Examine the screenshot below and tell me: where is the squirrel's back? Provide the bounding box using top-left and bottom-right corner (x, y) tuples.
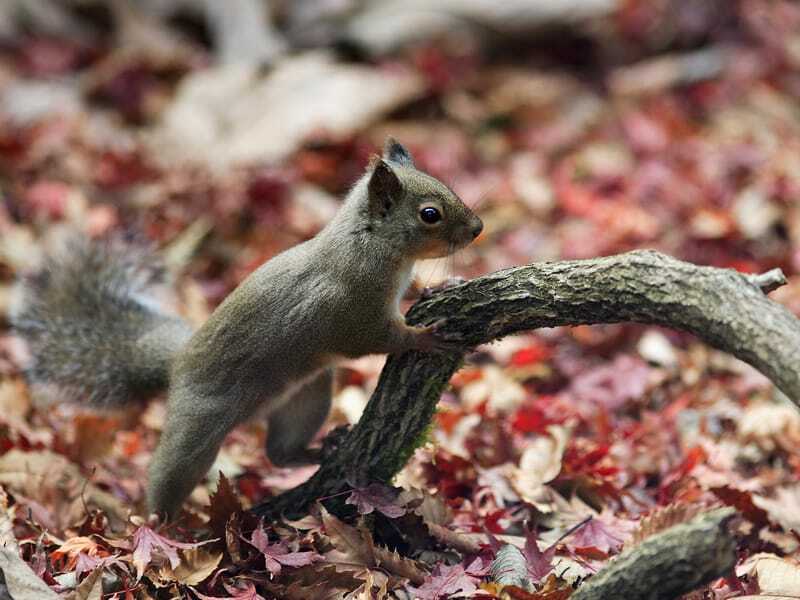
(9, 233), (193, 408)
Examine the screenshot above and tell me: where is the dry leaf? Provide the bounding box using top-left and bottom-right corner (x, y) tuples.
(321, 505), (372, 566)
(738, 401), (800, 452)
(511, 426), (570, 503)
(71, 414), (120, 463)
(159, 547), (222, 585)
(362, 523), (426, 586)
(753, 485), (800, 532)
(425, 522), (482, 556)
(152, 53), (424, 168)
(737, 553), (800, 596)
(461, 365), (526, 412)
(627, 504), (704, 548)
(69, 567), (103, 600)
(0, 449), (129, 526)
(320, 506), (426, 585)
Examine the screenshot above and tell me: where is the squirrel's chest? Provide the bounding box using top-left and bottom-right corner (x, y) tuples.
(392, 263), (415, 310)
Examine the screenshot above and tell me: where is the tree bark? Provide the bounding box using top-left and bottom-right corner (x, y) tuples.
(570, 508), (737, 600)
(252, 250), (798, 518)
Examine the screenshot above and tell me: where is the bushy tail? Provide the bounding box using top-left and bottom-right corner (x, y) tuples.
(9, 233), (193, 408)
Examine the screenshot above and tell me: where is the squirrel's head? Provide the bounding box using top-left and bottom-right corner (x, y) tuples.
(365, 138), (483, 259)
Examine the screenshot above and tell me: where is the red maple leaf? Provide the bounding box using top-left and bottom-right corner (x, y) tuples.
(569, 518), (625, 554)
(522, 529), (557, 582)
(346, 482), (406, 518)
(407, 562), (481, 599)
(248, 523), (319, 577)
(131, 526), (210, 580)
(194, 581), (266, 600)
(510, 343), (552, 367)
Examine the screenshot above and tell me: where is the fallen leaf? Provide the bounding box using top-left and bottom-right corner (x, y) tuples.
(69, 567), (103, 600)
(346, 482), (406, 518)
(628, 503), (704, 548)
(511, 426), (570, 503)
(152, 53), (424, 168)
(522, 530), (557, 583)
(131, 525), (211, 580)
(247, 523), (319, 577)
(160, 547), (223, 585)
(737, 553), (800, 596)
(737, 400), (800, 453)
(320, 505), (371, 566)
(568, 517), (624, 554)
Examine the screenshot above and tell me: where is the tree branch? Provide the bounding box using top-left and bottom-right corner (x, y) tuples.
(252, 250), (798, 518)
(571, 508), (737, 600)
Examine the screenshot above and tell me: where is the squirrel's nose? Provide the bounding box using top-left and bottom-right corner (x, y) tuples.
(470, 218), (483, 239)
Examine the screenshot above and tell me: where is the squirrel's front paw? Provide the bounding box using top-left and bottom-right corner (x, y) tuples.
(409, 319), (466, 353)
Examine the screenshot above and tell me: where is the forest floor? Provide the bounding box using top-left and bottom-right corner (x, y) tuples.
(1, 1), (800, 599)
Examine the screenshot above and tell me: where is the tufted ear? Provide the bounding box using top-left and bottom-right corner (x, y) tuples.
(367, 159), (402, 218)
(383, 137), (415, 167)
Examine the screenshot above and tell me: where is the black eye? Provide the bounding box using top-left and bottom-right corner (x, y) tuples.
(420, 206), (442, 224)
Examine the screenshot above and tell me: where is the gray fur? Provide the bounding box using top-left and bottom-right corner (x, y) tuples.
(10, 234), (193, 408)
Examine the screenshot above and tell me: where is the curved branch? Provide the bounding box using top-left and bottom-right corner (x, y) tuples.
(252, 250), (799, 518)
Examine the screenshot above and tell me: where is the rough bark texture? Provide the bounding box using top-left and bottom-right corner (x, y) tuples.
(252, 250), (798, 518)
(571, 508), (737, 600)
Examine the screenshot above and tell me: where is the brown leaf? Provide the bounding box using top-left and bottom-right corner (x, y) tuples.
(426, 522), (482, 556)
(226, 513), (245, 565)
(131, 525), (212, 580)
(0, 449), (129, 528)
(320, 506), (427, 585)
(362, 523), (427, 586)
(70, 414), (120, 463)
(753, 485), (800, 533)
(320, 505), (372, 566)
(511, 426), (569, 504)
(352, 570), (389, 600)
(284, 563), (365, 591)
(208, 472), (245, 542)
(401, 487), (452, 526)
(737, 553), (800, 597)
(70, 567), (103, 600)
(627, 504), (704, 548)
(52, 536), (104, 571)
(159, 547), (222, 585)
(712, 486), (770, 531)
(738, 401), (800, 452)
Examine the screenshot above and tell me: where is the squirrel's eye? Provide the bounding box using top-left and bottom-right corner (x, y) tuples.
(420, 206), (442, 224)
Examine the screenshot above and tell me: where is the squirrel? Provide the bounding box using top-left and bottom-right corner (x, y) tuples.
(10, 139), (483, 519)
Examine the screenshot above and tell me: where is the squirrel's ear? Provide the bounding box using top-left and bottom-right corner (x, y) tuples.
(383, 137), (415, 167)
(368, 159), (402, 218)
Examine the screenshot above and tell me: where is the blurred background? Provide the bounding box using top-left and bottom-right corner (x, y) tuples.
(1, 1), (799, 303)
(1, 0), (800, 569)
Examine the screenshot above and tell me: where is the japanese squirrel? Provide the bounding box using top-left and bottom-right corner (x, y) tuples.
(10, 139), (483, 519)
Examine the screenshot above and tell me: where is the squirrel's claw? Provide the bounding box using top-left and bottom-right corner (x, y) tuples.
(411, 318), (467, 353)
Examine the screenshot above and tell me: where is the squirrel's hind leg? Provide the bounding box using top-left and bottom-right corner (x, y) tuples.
(147, 399), (237, 520)
(266, 369), (333, 467)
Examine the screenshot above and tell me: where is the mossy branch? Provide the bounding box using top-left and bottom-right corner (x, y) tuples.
(571, 508), (737, 600)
